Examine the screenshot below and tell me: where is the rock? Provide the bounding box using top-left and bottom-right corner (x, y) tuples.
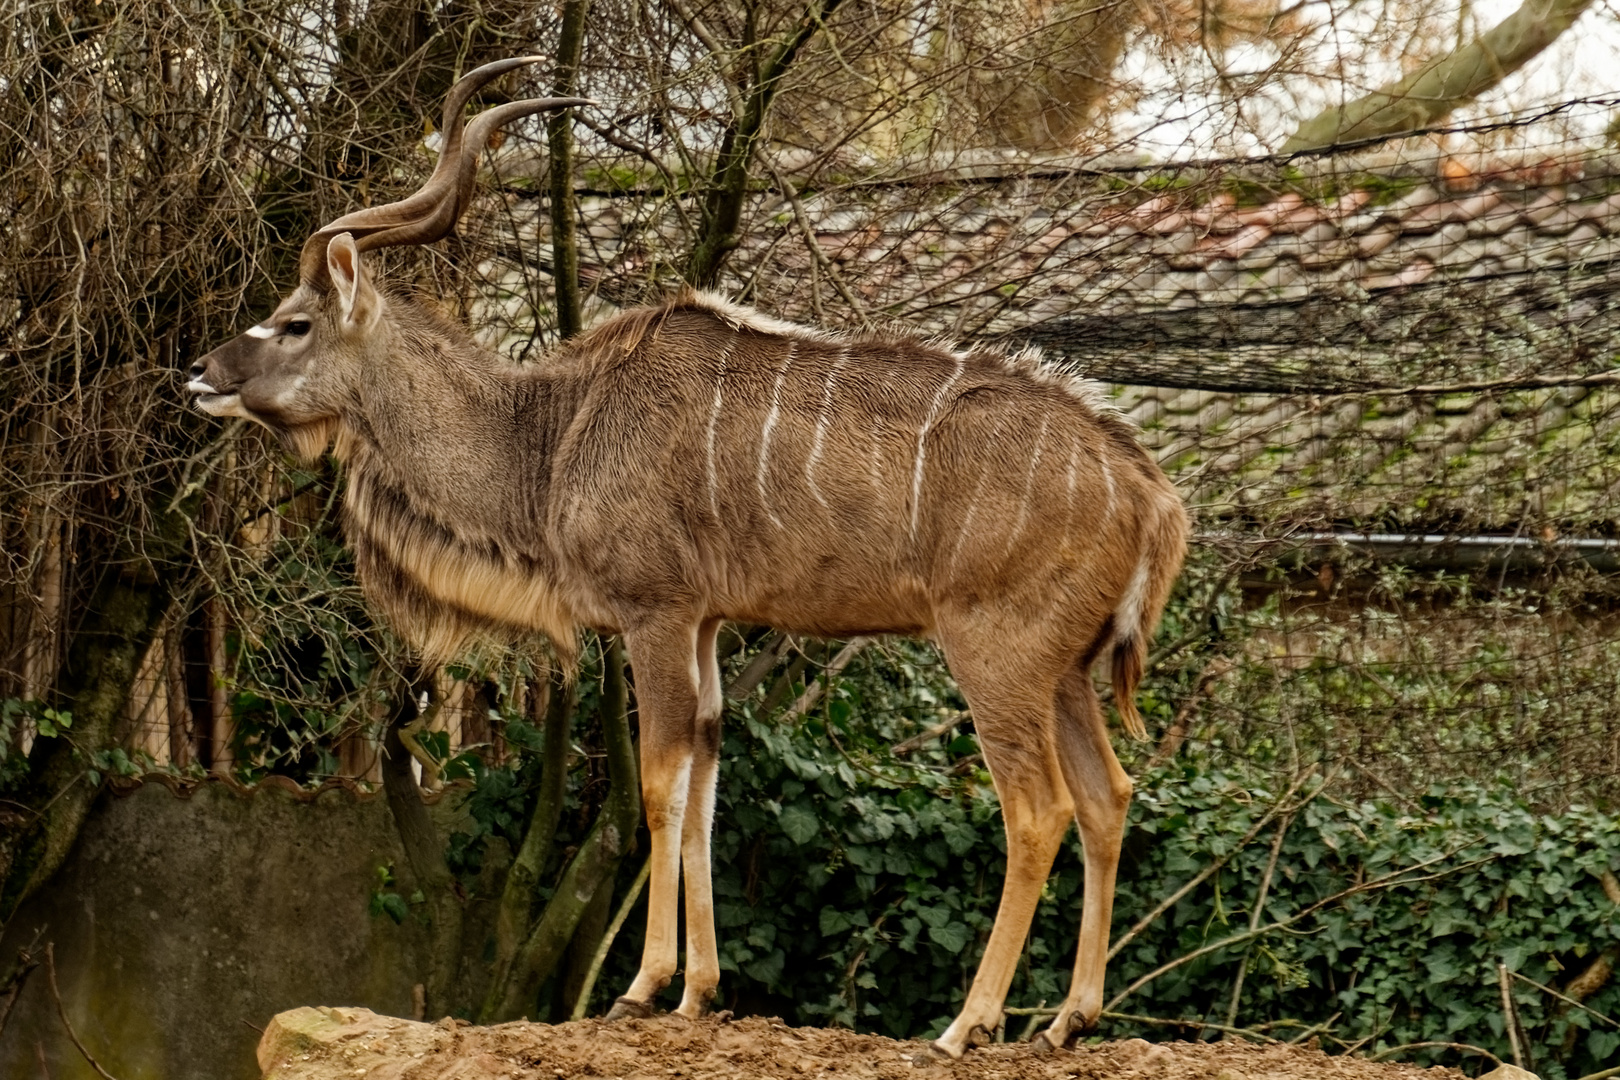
(1477, 1067), (1540, 1080)
(257, 1006), (448, 1078)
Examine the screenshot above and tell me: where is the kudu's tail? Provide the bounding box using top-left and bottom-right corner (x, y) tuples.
(1110, 494), (1190, 741)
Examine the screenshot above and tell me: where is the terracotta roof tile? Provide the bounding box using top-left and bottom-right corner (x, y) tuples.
(529, 150), (1620, 531)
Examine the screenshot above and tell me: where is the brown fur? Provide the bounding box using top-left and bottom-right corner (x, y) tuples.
(190, 238), (1186, 1057)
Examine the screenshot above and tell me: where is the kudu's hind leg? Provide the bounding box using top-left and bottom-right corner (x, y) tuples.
(609, 620), (704, 1019)
(1036, 666), (1134, 1049)
(933, 643), (1074, 1059)
(674, 617), (725, 1018)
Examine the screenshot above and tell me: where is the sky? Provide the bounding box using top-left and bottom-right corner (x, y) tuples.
(1112, 0), (1620, 159)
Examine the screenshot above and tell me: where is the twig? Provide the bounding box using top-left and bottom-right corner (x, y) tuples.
(1146, 657), (1232, 769)
(725, 632), (792, 701)
(1497, 962), (1526, 1070)
(0, 931), (44, 1042)
(1008, 1007), (1283, 1044)
(1380, 369), (1620, 397)
(1599, 870), (1620, 906)
(1013, 1000), (1046, 1043)
(44, 943), (123, 1080)
(1221, 812), (1292, 1032)
(1575, 1066), (1620, 1080)
(167, 418), (246, 512)
(1107, 1010), (1279, 1043)
(1106, 845), (1487, 1012)
(784, 637), (870, 719)
(1510, 967), (1620, 1029)
(891, 711), (968, 755)
(1286, 1011), (1340, 1043)
(571, 855), (651, 1021)
(1344, 759), (1425, 815)
(1366, 1040), (1501, 1066)
(1108, 767), (1318, 962)
(768, 164), (874, 329)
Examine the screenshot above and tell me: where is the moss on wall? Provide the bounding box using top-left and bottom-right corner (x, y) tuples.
(0, 777), (469, 1080)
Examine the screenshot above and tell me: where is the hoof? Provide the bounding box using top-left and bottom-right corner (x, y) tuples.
(1036, 1016), (1075, 1049)
(921, 1042), (959, 1063)
(605, 995), (655, 1021)
(712, 1009), (734, 1023)
(675, 989), (720, 1021)
(1035, 1010), (1090, 1050)
(929, 1023), (994, 1060)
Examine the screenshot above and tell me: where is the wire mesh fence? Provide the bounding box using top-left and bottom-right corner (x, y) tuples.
(2, 0), (1619, 806)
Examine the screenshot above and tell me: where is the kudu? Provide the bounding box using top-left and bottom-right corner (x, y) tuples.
(187, 57), (1188, 1056)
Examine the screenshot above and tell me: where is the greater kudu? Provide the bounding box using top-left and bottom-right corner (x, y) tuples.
(186, 57), (1188, 1056)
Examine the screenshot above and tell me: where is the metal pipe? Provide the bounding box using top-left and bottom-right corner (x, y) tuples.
(1214, 530), (1620, 573)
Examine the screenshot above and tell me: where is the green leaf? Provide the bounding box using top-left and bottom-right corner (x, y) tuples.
(381, 894), (409, 923)
(779, 802), (820, 845)
(928, 922), (970, 954)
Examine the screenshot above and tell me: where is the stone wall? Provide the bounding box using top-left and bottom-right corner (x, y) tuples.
(0, 776), (462, 1079)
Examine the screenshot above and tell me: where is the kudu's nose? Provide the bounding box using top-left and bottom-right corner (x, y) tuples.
(187, 359), (207, 380)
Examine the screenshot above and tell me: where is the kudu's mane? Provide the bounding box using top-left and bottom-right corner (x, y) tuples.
(577, 289), (1129, 422)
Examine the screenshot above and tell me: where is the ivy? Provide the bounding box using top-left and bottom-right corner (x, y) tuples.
(577, 643), (1620, 1078)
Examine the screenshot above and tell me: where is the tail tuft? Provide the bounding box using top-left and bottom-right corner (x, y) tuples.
(1111, 635), (1149, 741)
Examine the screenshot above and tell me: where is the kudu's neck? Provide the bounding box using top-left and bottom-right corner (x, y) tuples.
(339, 300), (583, 541)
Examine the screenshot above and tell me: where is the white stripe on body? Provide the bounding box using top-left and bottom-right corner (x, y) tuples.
(946, 416), (1007, 576)
(804, 345), (849, 511)
(755, 343), (795, 530)
(867, 415), (886, 497)
(1063, 446), (1082, 529)
(705, 343), (735, 521)
(910, 356), (967, 538)
(1002, 414), (1050, 558)
(1100, 456), (1117, 526)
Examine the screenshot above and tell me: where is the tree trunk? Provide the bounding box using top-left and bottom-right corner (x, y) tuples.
(548, 0), (592, 339)
(560, 872), (616, 1016)
(381, 670), (465, 1017)
(953, 0), (1135, 151)
(481, 670), (576, 1016)
(482, 639), (640, 1022)
(0, 494), (194, 926)
(687, 0), (850, 287)
(1281, 0), (1596, 152)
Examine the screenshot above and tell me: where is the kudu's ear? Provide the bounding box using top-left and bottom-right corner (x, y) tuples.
(326, 233), (379, 331)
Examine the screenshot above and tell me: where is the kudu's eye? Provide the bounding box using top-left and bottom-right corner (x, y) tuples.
(284, 319), (313, 337)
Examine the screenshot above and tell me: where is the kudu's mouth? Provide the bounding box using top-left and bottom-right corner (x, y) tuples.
(186, 377), (243, 416)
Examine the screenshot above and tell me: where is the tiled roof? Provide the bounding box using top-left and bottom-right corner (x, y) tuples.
(1119, 381), (1620, 534)
(521, 150), (1620, 533)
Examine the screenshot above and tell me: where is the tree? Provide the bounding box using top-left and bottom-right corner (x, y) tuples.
(3, 0), (1616, 1031)
(1281, 0), (1599, 151)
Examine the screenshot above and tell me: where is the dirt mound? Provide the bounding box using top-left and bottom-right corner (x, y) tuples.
(257, 1006), (1475, 1080)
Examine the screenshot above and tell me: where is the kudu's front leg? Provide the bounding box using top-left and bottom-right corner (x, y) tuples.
(607, 619), (720, 1020)
(674, 617), (725, 1017)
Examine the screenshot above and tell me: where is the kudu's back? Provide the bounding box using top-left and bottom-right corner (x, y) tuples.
(549, 295), (1187, 728)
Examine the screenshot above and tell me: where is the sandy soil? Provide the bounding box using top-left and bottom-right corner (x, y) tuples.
(257, 1007), (1473, 1080)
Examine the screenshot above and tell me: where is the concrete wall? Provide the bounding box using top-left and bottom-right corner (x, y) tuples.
(0, 776), (463, 1080)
